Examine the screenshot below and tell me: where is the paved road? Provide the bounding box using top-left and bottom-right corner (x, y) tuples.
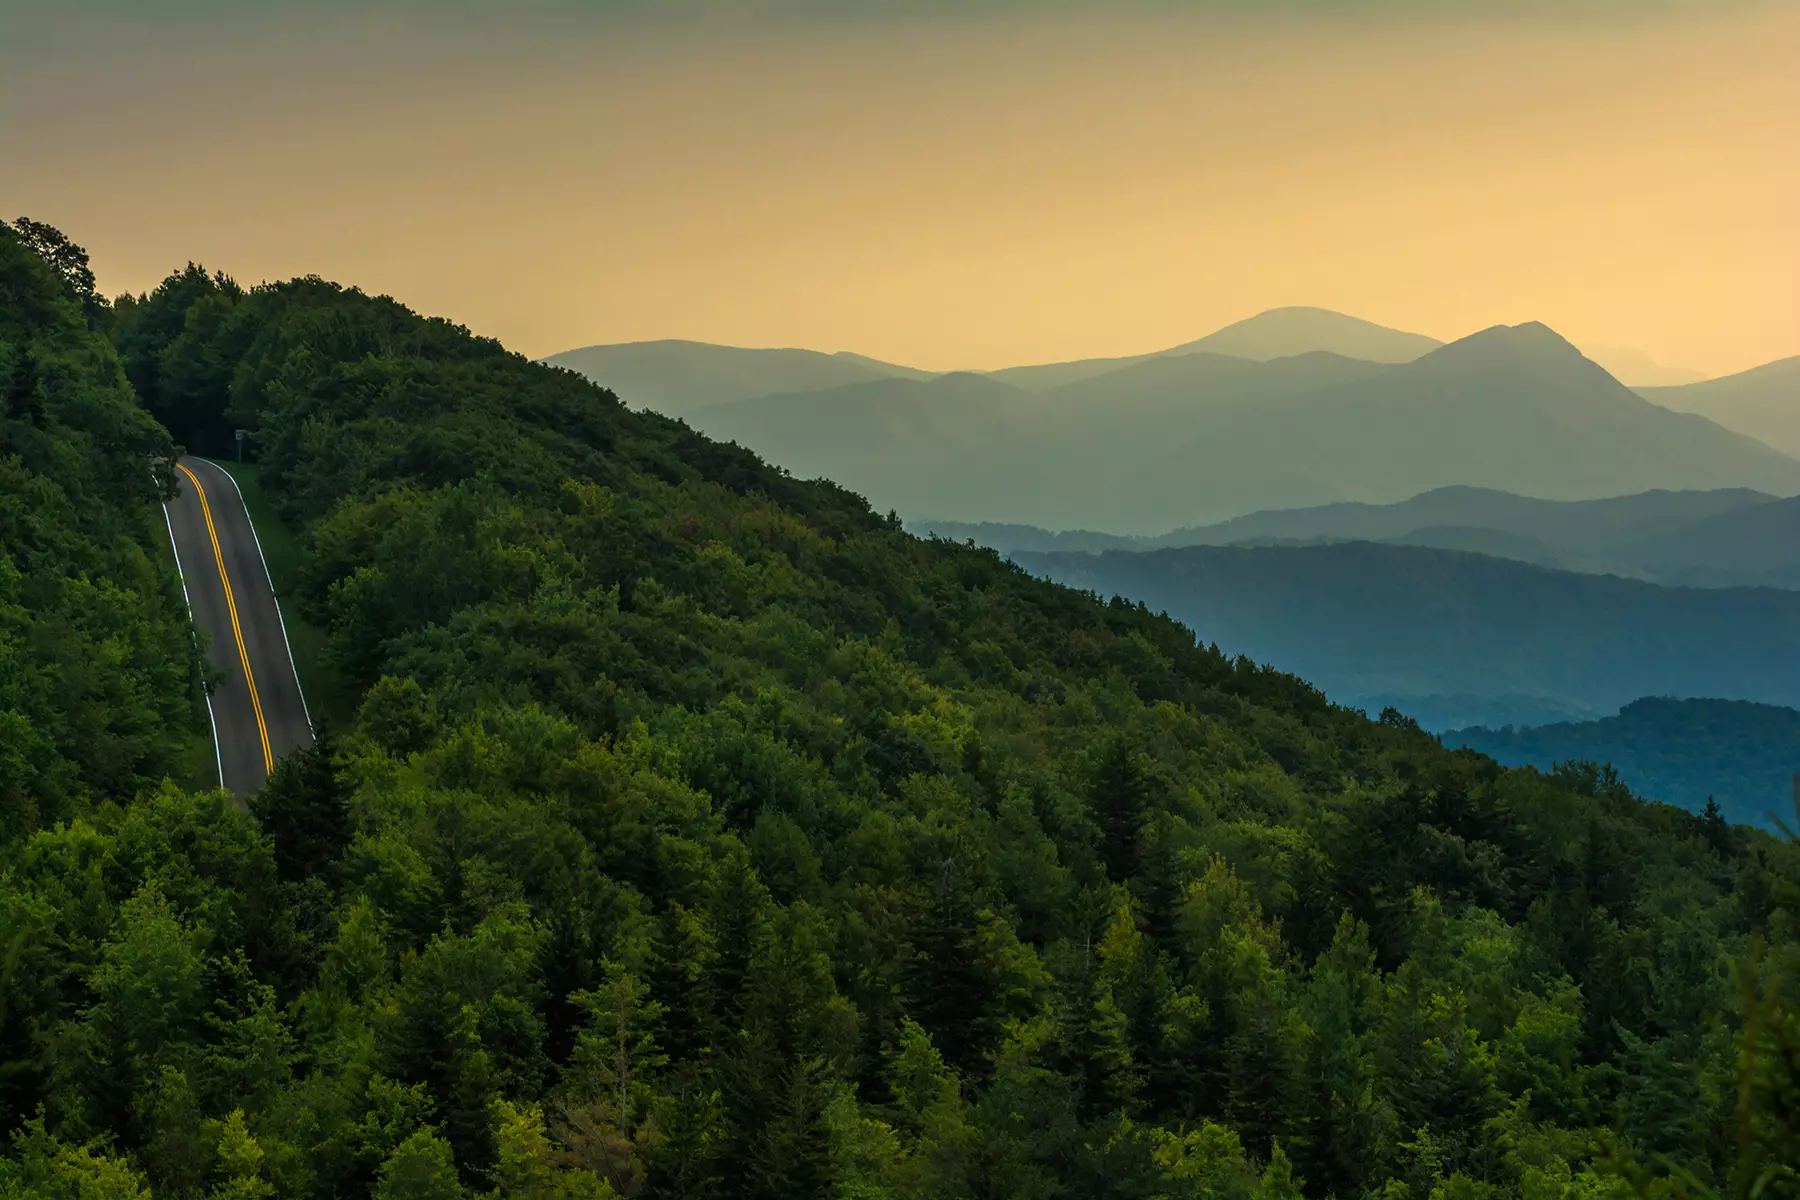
(163, 457), (312, 797)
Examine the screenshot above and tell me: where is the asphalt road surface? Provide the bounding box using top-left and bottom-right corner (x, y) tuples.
(163, 456), (313, 797)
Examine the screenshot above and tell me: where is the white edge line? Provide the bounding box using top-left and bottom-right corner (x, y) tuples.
(200, 458), (315, 737)
(163, 497), (225, 791)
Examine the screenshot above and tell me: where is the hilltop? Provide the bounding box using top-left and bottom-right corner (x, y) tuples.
(540, 338), (932, 416)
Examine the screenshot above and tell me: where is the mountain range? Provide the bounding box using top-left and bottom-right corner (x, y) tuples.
(918, 483), (1800, 589)
(1638, 356), (1800, 458)
(1446, 697), (1800, 830)
(689, 321), (1800, 531)
(1013, 540), (1800, 730)
(542, 306), (1442, 415)
(540, 339), (933, 416)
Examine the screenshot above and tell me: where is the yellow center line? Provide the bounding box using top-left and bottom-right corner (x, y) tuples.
(176, 461), (274, 776)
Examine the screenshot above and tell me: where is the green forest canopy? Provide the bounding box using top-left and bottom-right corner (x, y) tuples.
(2, 220), (1798, 1199)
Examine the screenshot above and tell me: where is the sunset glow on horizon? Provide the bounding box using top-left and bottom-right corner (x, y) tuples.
(5, 1), (1796, 376)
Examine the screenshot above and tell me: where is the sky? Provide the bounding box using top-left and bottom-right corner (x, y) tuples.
(4, 1), (1796, 375)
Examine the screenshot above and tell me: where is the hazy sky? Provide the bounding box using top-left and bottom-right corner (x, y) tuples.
(4, 2), (1796, 374)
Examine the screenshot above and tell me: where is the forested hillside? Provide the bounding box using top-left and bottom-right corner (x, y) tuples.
(1447, 698), (1800, 830)
(0, 220), (204, 836)
(2, 223), (1798, 1199)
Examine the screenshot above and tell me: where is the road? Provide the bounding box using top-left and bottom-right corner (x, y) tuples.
(163, 456), (313, 797)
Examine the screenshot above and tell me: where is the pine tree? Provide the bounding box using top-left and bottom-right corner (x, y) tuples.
(1089, 736), (1161, 883)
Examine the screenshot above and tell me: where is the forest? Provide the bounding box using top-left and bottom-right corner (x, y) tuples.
(1, 219), (1798, 1199)
(1447, 698), (1800, 831)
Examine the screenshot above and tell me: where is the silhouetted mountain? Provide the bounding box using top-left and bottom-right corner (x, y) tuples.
(548, 306), (1436, 410)
(1014, 541), (1800, 727)
(695, 371), (1033, 515)
(698, 349), (1388, 530)
(914, 483), (1800, 589)
(541, 338), (932, 416)
(1626, 494), (1800, 588)
(983, 351), (1165, 392)
(984, 306), (1438, 391)
(1224, 323), (1800, 515)
(1380, 525), (1574, 571)
(701, 322), (1800, 532)
(1639, 356), (1800, 457)
(1155, 305), (1442, 363)
(1447, 697), (1800, 829)
(1151, 484), (1777, 553)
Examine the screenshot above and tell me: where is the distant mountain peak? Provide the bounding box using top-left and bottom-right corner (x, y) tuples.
(1424, 321), (1596, 369)
(1159, 307), (1443, 365)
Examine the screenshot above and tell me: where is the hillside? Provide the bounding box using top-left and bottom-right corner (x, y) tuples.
(700, 322), (1800, 531)
(1152, 483), (1779, 554)
(1625, 493), (1800, 588)
(926, 484), (1800, 593)
(1015, 540), (1800, 727)
(1447, 697), (1800, 829)
(540, 338), (932, 416)
(1155, 305), (1442, 363)
(0, 221), (205, 823)
(984, 306), (1438, 392)
(1639, 355), (1800, 457)
(4, 221), (1799, 1195)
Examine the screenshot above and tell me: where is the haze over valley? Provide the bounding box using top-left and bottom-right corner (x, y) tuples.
(550, 307), (1800, 534)
(550, 304), (1800, 799)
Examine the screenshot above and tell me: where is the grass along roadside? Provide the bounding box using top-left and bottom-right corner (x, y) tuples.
(149, 504), (227, 791)
(212, 458), (357, 730)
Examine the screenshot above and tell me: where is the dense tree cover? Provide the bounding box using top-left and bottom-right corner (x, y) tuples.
(1448, 698), (1800, 830)
(0, 220), (203, 841)
(1, 235), (1798, 1197)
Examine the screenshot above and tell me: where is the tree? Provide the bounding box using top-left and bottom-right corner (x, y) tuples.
(373, 1130), (464, 1200)
(252, 728), (350, 881)
(4, 217), (99, 317)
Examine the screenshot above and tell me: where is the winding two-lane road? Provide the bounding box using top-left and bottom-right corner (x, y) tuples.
(163, 457), (312, 796)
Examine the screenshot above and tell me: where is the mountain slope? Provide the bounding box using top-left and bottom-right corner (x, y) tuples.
(1579, 344), (1706, 386)
(1016, 541), (1800, 724)
(1625, 493), (1800, 587)
(1639, 355), (1800, 456)
(1154, 484), (1779, 553)
(1221, 323), (1800, 512)
(699, 322), (1800, 532)
(1156, 305), (1442, 363)
(1447, 697), (1800, 828)
(542, 337), (932, 416)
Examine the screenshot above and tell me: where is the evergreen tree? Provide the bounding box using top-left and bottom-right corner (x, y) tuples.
(252, 728), (349, 883)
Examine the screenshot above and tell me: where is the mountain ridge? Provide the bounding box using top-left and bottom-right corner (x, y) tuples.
(1638, 355), (1800, 457)
(1446, 696), (1800, 829)
(1014, 539), (1800, 729)
(704, 320), (1800, 532)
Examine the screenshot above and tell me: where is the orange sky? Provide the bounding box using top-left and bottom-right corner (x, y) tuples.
(4, 4), (1796, 374)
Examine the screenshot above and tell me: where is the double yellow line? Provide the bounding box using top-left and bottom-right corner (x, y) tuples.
(176, 462), (274, 776)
